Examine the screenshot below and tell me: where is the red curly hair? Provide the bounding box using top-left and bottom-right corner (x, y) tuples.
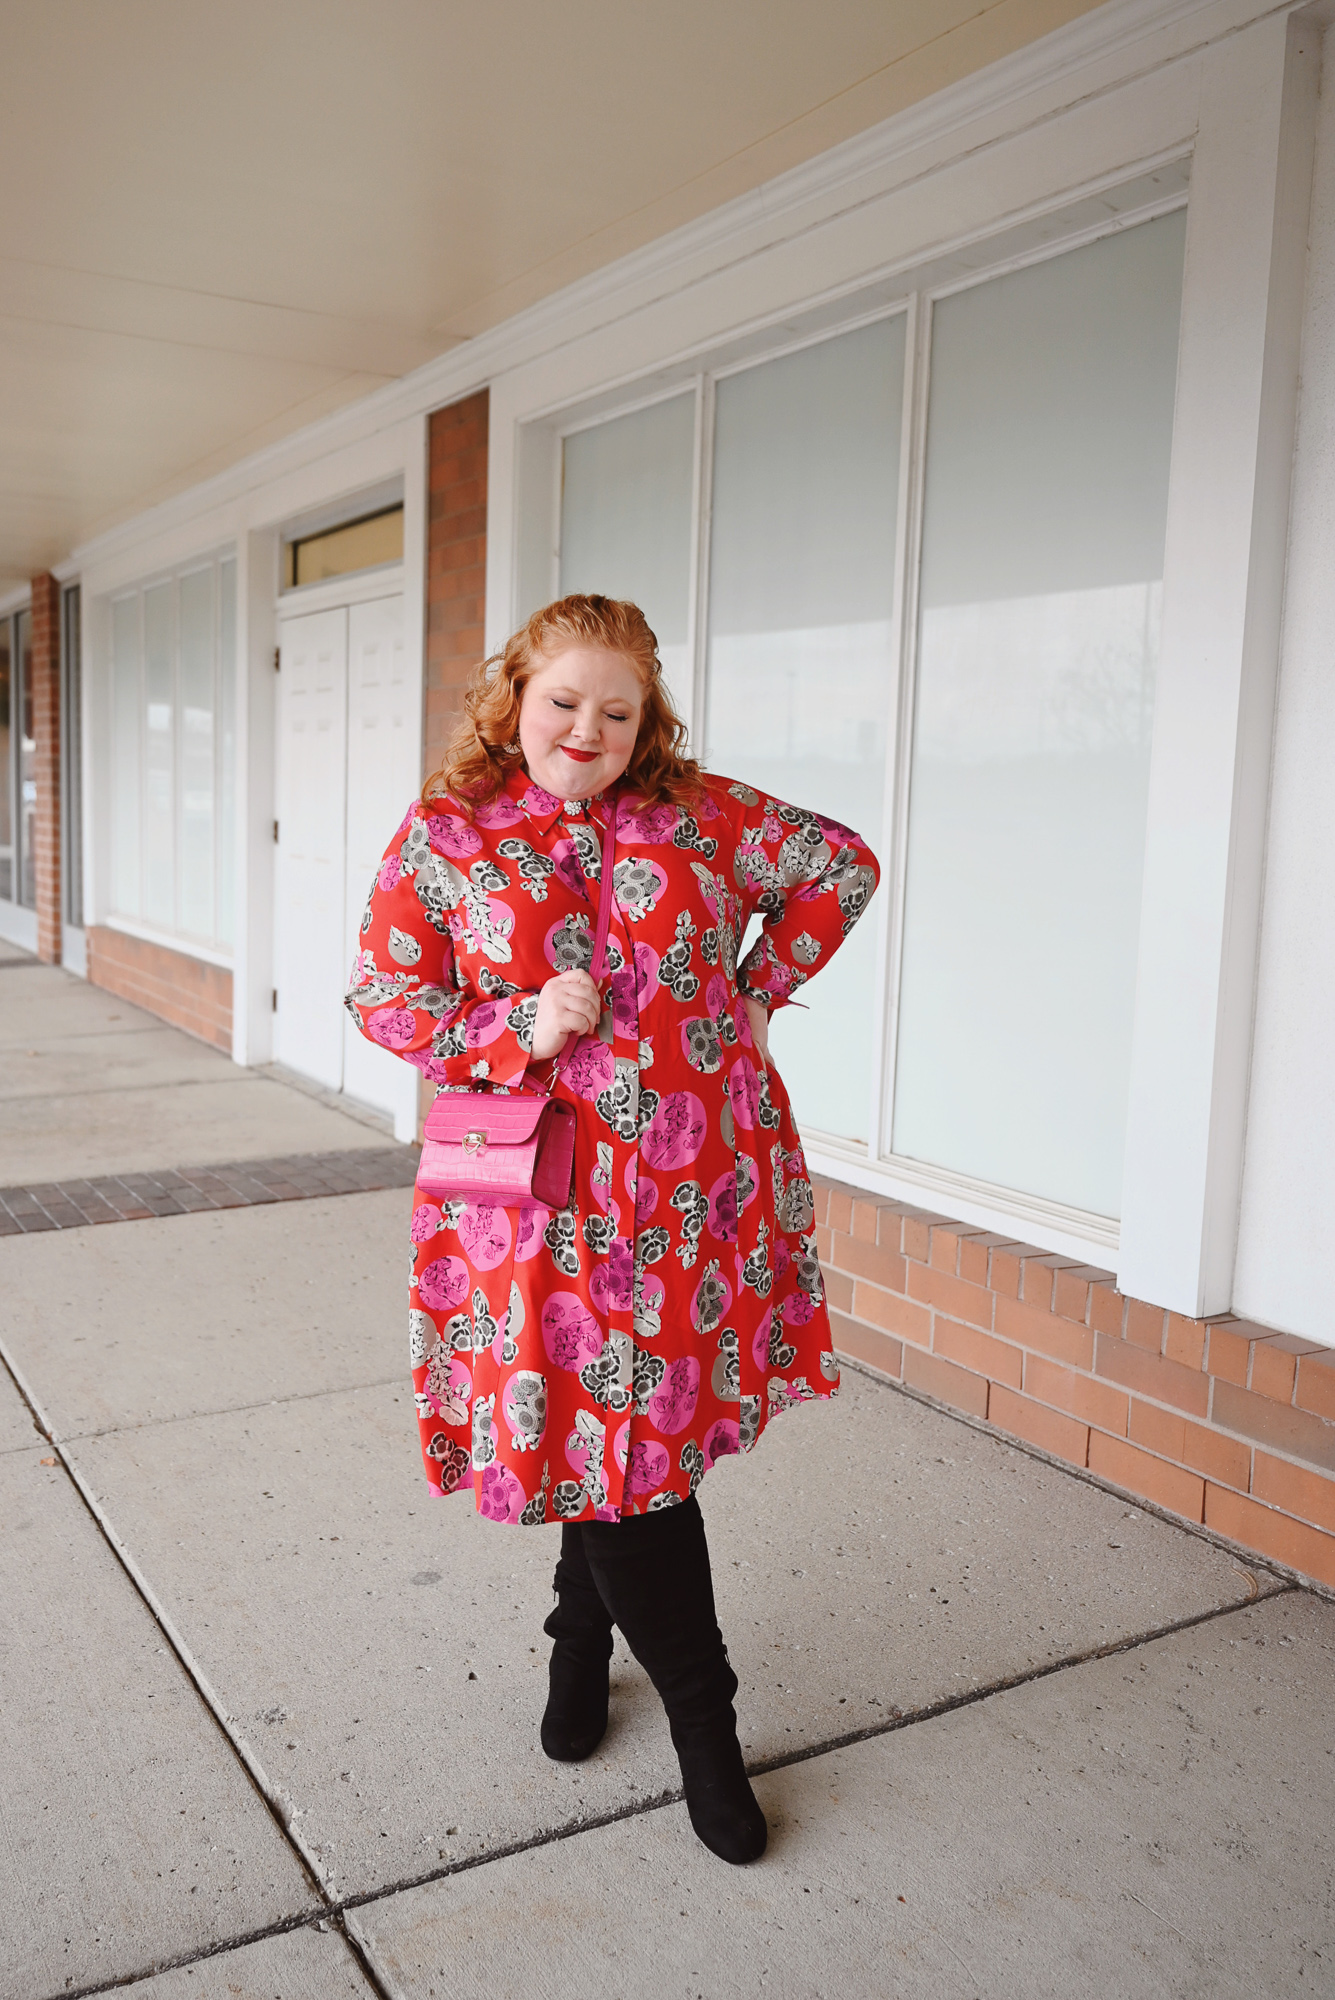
(423, 594), (705, 817)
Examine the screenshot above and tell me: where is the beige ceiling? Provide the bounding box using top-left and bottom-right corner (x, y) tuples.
(0, 0), (1108, 592)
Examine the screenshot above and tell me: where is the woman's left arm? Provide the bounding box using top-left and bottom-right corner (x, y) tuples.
(734, 793), (880, 1019)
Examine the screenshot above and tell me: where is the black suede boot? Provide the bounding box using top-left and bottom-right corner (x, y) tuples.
(581, 1499), (768, 1865)
(540, 1523), (614, 1762)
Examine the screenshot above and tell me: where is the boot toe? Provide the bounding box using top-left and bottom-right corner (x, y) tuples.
(687, 1793), (769, 1865)
(540, 1712), (608, 1762)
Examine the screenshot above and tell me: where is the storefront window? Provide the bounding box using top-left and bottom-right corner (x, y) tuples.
(892, 212), (1185, 1215)
(109, 554), (237, 952)
(62, 585), (82, 929)
(549, 208), (1184, 1220)
(561, 395), (696, 723)
(0, 616), (11, 904)
(704, 320), (904, 1144)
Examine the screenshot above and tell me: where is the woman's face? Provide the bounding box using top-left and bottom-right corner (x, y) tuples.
(517, 644), (644, 800)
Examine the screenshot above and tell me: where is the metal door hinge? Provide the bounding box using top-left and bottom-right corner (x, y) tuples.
(272, 988), (278, 1012)
(273, 819), (279, 843)
(274, 646), (281, 672)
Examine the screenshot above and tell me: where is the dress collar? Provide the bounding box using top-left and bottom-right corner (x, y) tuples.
(503, 766), (615, 834)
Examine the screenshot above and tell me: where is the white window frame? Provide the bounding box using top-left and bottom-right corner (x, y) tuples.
(489, 6), (1319, 1307)
(512, 181), (1189, 1264)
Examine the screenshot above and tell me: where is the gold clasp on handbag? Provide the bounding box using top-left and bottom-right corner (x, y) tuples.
(461, 1130), (487, 1155)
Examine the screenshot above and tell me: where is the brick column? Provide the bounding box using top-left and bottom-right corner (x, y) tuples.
(424, 389), (489, 784)
(30, 572), (61, 964)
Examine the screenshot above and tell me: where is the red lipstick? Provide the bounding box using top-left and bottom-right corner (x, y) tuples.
(561, 747), (597, 762)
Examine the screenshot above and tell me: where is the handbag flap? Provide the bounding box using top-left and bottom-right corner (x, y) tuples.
(424, 1090), (548, 1146)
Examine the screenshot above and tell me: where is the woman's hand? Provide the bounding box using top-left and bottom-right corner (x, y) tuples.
(742, 992), (772, 1067)
(531, 970), (603, 1060)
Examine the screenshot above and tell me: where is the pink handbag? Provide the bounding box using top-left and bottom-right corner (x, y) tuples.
(416, 795), (620, 1210)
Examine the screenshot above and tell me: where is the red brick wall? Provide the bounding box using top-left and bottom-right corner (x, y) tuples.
(424, 389), (489, 784)
(87, 927), (232, 1052)
(30, 573), (61, 964)
(817, 1174), (1335, 1589)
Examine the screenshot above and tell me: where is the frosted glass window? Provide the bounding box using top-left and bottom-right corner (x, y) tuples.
(17, 612), (36, 908)
(112, 595), (141, 917)
(178, 567), (215, 938)
(218, 559), (236, 948)
(705, 318), (905, 1143)
(893, 212), (1186, 1216)
(108, 555), (236, 953)
(143, 583), (175, 928)
(0, 619), (11, 902)
(560, 394), (695, 723)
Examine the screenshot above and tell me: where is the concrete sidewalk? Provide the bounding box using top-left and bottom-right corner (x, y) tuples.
(1, 953), (1332, 1999)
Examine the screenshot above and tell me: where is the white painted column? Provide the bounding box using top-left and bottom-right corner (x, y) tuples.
(1117, 11), (1321, 1316)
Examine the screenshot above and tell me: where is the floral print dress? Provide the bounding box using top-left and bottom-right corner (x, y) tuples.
(346, 768), (879, 1526)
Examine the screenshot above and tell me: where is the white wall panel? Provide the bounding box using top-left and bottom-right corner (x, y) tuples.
(274, 607), (348, 1091)
(343, 593), (419, 1137)
(1117, 13), (1320, 1315)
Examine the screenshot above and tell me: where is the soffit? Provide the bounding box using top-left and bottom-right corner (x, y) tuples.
(0, 0), (1109, 589)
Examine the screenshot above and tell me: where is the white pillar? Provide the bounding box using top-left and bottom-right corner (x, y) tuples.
(1117, 11), (1321, 1315)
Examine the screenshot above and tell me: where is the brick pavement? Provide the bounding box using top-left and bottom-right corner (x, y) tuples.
(0, 1146), (419, 1235)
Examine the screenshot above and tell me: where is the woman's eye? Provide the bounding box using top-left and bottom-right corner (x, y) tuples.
(550, 699), (574, 711)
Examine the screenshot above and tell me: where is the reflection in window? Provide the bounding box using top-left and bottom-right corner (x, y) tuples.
(179, 568), (216, 940)
(893, 212), (1186, 1217)
(705, 318), (905, 1142)
(561, 395), (696, 724)
(143, 584), (174, 929)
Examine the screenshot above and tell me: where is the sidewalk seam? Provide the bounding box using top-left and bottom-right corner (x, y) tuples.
(58, 1375), (406, 1444)
(0, 1332), (398, 2000)
(40, 1560), (1302, 1999)
(9, 1334), (1306, 2000)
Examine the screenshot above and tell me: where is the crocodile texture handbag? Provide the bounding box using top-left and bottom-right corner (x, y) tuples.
(416, 795), (620, 1210)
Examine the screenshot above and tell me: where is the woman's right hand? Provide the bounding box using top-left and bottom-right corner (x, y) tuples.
(531, 969), (603, 1060)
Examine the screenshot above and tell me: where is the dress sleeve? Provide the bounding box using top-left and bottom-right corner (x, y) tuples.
(344, 805), (541, 1089)
(732, 792), (880, 1012)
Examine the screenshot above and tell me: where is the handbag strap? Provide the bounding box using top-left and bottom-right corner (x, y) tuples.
(545, 792), (621, 1093)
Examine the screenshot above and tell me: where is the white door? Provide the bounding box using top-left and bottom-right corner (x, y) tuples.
(274, 607), (348, 1090)
(343, 595), (419, 1136)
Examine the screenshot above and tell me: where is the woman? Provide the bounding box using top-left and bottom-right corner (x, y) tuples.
(347, 594), (879, 1865)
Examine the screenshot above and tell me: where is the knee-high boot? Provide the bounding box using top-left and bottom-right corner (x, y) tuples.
(540, 1522), (615, 1761)
(580, 1498), (768, 1865)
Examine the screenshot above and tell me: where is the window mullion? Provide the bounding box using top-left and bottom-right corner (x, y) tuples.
(173, 579), (182, 934)
(137, 591), (146, 924)
(877, 288), (933, 1164)
(690, 372), (716, 754)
